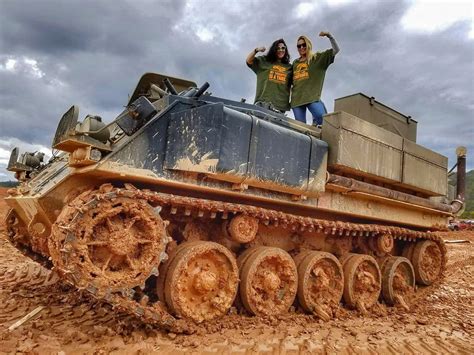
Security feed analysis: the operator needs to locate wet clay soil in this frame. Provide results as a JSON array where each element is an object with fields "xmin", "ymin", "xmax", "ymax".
[{"xmin": 0, "ymin": 188, "xmax": 473, "ymax": 354}]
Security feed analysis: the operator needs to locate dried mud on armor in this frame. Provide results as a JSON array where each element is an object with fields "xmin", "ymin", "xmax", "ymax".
[{"xmin": 0, "ymin": 188, "xmax": 473, "ymax": 354}]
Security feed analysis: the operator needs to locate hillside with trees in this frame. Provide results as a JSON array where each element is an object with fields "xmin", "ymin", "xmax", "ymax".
[
  {"xmin": 0, "ymin": 181, "xmax": 18, "ymax": 188},
  {"xmin": 461, "ymin": 170, "xmax": 474, "ymax": 219}
]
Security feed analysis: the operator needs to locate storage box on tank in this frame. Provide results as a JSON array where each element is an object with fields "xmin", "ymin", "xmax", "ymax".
[
  {"xmin": 334, "ymin": 93, "xmax": 418, "ymax": 142},
  {"xmin": 401, "ymin": 139, "xmax": 448, "ymax": 196},
  {"xmin": 322, "ymin": 111, "xmax": 403, "ymax": 183}
]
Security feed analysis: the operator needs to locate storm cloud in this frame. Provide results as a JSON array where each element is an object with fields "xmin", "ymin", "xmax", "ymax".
[{"xmin": 0, "ymin": 0, "xmax": 473, "ymax": 180}]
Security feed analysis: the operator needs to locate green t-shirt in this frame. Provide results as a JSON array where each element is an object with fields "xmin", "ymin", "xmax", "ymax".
[
  {"xmin": 290, "ymin": 49, "xmax": 334, "ymax": 108},
  {"xmin": 247, "ymin": 56, "xmax": 292, "ymax": 112}
]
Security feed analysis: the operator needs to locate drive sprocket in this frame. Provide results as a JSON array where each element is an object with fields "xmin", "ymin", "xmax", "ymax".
[{"xmin": 49, "ymin": 189, "xmax": 169, "ymax": 292}]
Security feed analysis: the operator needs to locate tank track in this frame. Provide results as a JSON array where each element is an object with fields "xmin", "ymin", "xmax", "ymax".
[
  {"xmin": 6, "ymin": 210, "xmax": 52, "ymax": 269},
  {"xmin": 5, "ymin": 184, "xmax": 447, "ymax": 333}
]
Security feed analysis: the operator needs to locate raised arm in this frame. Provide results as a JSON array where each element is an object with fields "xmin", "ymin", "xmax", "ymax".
[
  {"xmin": 319, "ymin": 32, "xmax": 340, "ymax": 55},
  {"xmin": 246, "ymin": 46, "xmax": 266, "ymax": 65}
]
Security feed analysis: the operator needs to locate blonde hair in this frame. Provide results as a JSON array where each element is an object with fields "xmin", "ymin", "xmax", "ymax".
[{"xmin": 297, "ymin": 35, "xmax": 316, "ymax": 63}]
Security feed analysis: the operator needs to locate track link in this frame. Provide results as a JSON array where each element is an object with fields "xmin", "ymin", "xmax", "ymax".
[{"xmin": 6, "ymin": 184, "xmax": 448, "ymax": 333}]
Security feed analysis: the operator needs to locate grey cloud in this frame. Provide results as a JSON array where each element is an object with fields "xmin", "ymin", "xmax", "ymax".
[{"xmin": 0, "ymin": 0, "xmax": 185, "ymax": 55}]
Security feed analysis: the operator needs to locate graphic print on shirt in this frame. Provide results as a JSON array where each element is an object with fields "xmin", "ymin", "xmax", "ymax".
[
  {"xmin": 294, "ymin": 62, "xmax": 309, "ymax": 81},
  {"xmin": 268, "ymin": 65, "xmax": 288, "ymax": 84}
]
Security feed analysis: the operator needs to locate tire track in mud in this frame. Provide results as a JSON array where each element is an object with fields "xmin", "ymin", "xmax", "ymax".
[
  {"xmin": 0, "ymin": 233, "xmax": 186, "ymax": 353},
  {"xmin": 0, "ymin": 237, "xmax": 126, "ymax": 351},
  {"xmin": 188, "ymin": 333, "xmax": 473, "ymax": 355}
]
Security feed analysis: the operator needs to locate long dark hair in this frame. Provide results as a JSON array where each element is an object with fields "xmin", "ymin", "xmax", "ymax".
[{"xmin": 265, "ymin": 38, "xmax": 290, "ymax": 64}]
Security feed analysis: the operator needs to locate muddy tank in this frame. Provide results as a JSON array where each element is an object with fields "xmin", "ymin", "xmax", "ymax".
[{"xmin": 4, "ymin": 72, "xmax": 466, "ymax": 330}]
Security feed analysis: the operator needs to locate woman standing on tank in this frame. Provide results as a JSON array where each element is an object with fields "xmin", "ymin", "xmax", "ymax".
[
  {"xmin": 246, "ymin": 39, "xmax": 292, "ymax": 113},
  {"xmin": 291, "ymin": 32, "xmax": 340, "ymax": 127}
]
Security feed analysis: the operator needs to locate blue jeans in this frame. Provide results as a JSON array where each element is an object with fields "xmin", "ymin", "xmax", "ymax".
[{"xmin": 292, "ymin": 101, "xmax": 327, "ymax": 126}]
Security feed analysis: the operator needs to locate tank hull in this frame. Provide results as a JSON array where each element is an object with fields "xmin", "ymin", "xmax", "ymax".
[{"xmin": 4, "ymin": 72, "xmax": 453, "ymax": 330}]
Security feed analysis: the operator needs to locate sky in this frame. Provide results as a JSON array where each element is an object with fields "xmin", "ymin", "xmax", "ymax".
[{"xmin": 0, "ymin": 0, "xmax": 473, "ymax": 181}]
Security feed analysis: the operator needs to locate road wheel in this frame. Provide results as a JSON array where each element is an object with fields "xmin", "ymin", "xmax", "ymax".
[
  {"xmin": 402, "ymin": 242, "xmax": 416, "ymax": 261},
  {"xmin": 381, "ymin": 256, "xmax": 415, "ymax": 309},
  {"xmin": 164, "ymin": 241, "xmax": 238, "ymax": 322},
  {"xmin": 342, "ymin": 254, "xmax": 381, "ymax": 312},
  {"xmin": 412, "ymin": 240, "xmax": 443, "ymax": 285},
  {"xmin": 156, "ymin": 240, "xmax": 204, "ymax": 303},
  {"xmin": 296, "ymin": 251, "xmax": 343, "ymax": 320},
  {"xmin": 240, "ymin": 247, "xmax": 297, "ymax": 316}
]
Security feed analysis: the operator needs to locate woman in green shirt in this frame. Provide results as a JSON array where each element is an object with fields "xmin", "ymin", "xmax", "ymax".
[
  {"xmin": 246, "ymin": 39, "xmax": 292, "ymax": 113},
  {"xmin": 291, "ymin": 32, "xmax": 340, "ymax": 127}
]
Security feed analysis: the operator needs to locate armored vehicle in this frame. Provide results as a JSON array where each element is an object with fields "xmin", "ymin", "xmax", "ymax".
[{"xmin": 5, "ymin": 73, "xmax": 466, "ymax": 330}]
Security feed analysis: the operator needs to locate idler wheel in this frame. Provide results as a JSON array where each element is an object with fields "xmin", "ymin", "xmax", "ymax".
[
  {"xmin": 240, "ymin": 247, "xmax": 297, "ymax": 316},
  {"xmin": 381, "ymin": 256, "xmax": 415, "ymax": 308},
  {"xmin": 296, "ymin": 251, "xmax": 343, "ymax": 320},
  {"xmin": 225, "ymin": 214, "xmax": 259, "ymax": 243},
  {"xmin": 411, "ymin": 240, "xmax": 443, "ymax": 285},
  {"xmin": 164, "ymin": 241, "xmax": 238, "ymax": 322},
  {"xmin": 342, "ymin": 254, "xmax": 381, "ymax": 312},
  {"xmin": 50, "ymin": 194, "xmax": 168, "ymax": 291}
]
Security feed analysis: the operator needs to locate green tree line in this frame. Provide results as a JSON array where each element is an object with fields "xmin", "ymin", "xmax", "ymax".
[
  {"xmin": 460, "ymin": 170, "xmax": 474, "ymax": 219},
  {"xmin": 0, "ymin": 181, "xmax": 19, "ymax": 188}
]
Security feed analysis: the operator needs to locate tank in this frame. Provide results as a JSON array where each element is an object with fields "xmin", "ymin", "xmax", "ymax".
[{"xmin": 4, "ymin": 72, "xmax": 465, "ymax": 331}]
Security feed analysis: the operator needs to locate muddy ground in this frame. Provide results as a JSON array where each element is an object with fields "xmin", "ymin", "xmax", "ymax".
[{"xmin": 0, "ymin": 187, "xmax": 473, "ymax": 354}]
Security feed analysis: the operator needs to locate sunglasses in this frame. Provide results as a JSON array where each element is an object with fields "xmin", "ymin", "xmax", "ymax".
[
  {"xmin": 297, "ymin": 43, "xmax": 307, "ymax": 49},
  {"xmin": 277, "ymin": 46, "xmax": 286, "ymax": 51}
]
